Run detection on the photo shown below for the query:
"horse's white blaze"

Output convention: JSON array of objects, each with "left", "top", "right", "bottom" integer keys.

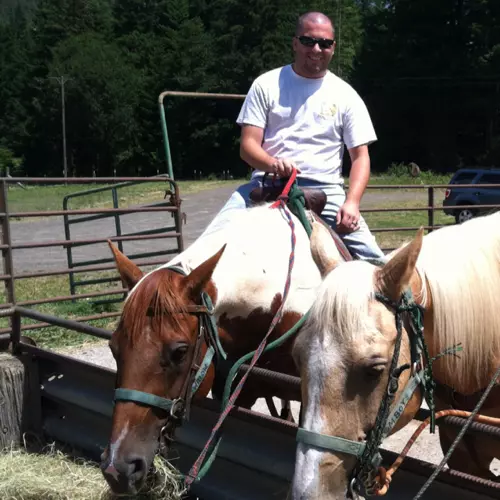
[
  {"left": 293, "top": 335, "right": 342, "bottom": 499},
  {"left": 109, "top": 422, "right": 129, "bottom": 465}
]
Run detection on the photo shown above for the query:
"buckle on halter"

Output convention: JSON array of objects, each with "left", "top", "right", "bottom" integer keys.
[
  {"left": 347, "top": 477, "right": 361, "bottom": 499},
  {"left": 170, "top": 398, "right": 185, "bottom": 420},
  {"left": 411, "top": 354, "right": 423, "bottom": 376}
]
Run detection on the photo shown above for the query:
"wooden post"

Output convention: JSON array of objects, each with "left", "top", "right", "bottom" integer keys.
[{"left": 0, "top": 352, "right": 26, "bottom": 449}]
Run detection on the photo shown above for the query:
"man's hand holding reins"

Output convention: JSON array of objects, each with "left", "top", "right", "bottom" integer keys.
[{"left": 270, "top": 158, "right": 301, "bottom": 178}]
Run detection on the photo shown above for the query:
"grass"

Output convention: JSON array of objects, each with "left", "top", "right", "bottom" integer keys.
[
  {"left": 6, "top": 178, "right": 243, "bottom": 215},
  {"left": 0, "top": 272, "right": 121, "bottom": 349},
  {"left": 0, "top": 266, "right": 160, "bottom": 350},
  {"left": 368, "top": 171, "right": 451, "bottom": 187},
  {"left": 364, "top": 199, "right": 454, "bottom": 250},
  {"left": 0, "top": 443, "right": 185, "bottom": 500}
]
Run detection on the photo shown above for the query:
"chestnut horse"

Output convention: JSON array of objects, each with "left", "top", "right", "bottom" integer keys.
[
  {"left": 291, "top": 212, "right": 500, "bottom": 499},
  {"left": 100, "top": 200, "right": 349, "bottom": 495}
]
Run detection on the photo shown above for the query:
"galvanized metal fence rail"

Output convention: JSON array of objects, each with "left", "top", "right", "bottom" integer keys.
[{"left": 0, "top": 176, "right": 184, "bottom": 339}]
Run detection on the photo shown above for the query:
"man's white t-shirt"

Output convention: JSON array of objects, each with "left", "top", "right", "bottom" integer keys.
[{"left": 236, "top": 64, "right": 377, "bottom": 184}]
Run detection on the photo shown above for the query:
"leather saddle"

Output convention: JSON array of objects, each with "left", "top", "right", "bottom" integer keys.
[{"left": 249, "top": 185, "right": 327, "bottom": 217}]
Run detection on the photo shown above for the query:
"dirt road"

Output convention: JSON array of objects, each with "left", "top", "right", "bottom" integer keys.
[{"left": 8, "top": 184, "right": 432, "bottom": 273}]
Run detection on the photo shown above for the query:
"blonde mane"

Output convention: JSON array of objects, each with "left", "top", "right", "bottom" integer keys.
[
  {"left": 305, "top": 260, "right": 378, "bottom": 345},
  {"left": 416, "top": 212, "right": 500, "bottom": 389}
]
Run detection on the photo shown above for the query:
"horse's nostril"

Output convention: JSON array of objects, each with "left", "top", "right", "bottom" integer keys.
[
  {"left": 103, "top": 463, "right": 121, "bottom": 483},
  {"left": 130, "top": 457, "right": 147, "bottom": 480}
]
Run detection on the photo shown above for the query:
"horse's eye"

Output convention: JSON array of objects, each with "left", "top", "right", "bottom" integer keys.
[
  {"left": 365, "top": 357, "right": 388, "bottom": 378},
  {"left": 366, "top": 364, "right": 385, "bottom": 376},
  {"left": 169, "top": 342, "right": 189, "bottom": 365}
]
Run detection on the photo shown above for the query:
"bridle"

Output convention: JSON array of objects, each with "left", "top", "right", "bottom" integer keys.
[
  {"left": 113, "top": 266, "right": 227, "bottom": 446},
  {"left": 296, "top": 288, "right": 437, "bottom": 497}
]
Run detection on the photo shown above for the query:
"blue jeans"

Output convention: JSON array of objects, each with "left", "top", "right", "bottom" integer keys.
[{"left": 200, "top": 178, "right": 386, "bottom": 261}]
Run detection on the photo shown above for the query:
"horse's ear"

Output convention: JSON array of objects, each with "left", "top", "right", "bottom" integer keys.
[
  {"left": 107, "top": 240, "right": 144, "bottom": 290},
  {"left": 376, "top": 227, "right": 424, "bottom": 301},
  {"left": 310, "top": 221, "right": 341, "bottom": 277},
  {"left": 184, "top": 244, "right": 226, "bottom": 298}
]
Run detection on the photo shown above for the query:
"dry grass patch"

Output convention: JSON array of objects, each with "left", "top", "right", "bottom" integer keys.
[{"left": 0, "top": 443, "right": 185, "bottom": 500}]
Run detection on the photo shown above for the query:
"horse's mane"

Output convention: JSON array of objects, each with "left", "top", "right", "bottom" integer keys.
[
  {"left": 122, "top": 268, "right": 189, "bottom": 346},
  {"left": 416, "top": 212, "right": 500, "bottom": 390},
  {"left": 303, "top": 260, "right": 378, "bottom": 347}
]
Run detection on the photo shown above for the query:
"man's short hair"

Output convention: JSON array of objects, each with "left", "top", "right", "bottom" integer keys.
[{"left": 295, "top": 12, "right": 335, "bottom": 37}]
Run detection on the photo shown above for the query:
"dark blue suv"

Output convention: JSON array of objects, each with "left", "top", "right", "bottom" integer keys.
[{"left": 443, "top": 168, "right": 500, "bottom": 223}]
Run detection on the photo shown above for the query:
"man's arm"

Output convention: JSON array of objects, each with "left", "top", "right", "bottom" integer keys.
[
  {"left": 345, "top": 144, "right": 370, "bottom": 205},
  {"left": 240, "top": 125, "right": 300, "bottom": 177},
  {"left": 240, "top": 125, "right": 275, "bottom": 172},
  {"left": 336, "top": 144, "right": 370, "bottom": 231}
]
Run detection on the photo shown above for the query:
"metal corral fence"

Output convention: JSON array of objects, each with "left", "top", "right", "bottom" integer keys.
[
  {"left": 0, "top": 175, "right": 183, "bottom": 344},
  {"left": 1, "top": 174, "right": 500, "bottom": 344}
]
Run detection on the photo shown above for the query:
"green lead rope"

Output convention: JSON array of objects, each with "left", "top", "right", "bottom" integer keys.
[{"left": 284, "top": 183, "right": 313, "bottom": 236}]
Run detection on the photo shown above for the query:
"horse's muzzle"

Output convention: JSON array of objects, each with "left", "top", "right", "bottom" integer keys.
[{"left": 100, "top": 449, "right": 148, "bottom": 495}]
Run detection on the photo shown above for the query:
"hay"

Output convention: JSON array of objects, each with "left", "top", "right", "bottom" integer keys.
[{"left": 0, "top": 443, "right": 186, "bottom": 500}]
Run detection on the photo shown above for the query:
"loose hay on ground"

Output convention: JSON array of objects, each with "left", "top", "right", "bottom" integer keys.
[{"left": 0, "top": 444, "right": 185, "bottom": 500}]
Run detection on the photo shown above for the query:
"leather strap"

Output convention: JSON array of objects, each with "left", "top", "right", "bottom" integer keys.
[{"left": 296, "top": 428, "right": 366, "bottom": 458}]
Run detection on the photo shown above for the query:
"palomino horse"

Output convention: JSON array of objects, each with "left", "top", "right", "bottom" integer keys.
[
  {"left": 100, "top": 197, "right": 349, "bottom": 495},
  {"left": 292, "top": 213, "right": 500, "bottom": 499}
]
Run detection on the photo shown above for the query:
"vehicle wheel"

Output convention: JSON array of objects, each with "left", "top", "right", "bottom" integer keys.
[{"left": 455, "top": 208, "right": 475, "bottom": 224}]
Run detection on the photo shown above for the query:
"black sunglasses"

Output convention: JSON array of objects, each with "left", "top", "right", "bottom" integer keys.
[{"left": 296, "top": 35, "right": 334, "bottom": 50}]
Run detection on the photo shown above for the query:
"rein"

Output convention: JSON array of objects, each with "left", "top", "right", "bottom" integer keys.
[{"left": 184, "top": 169, "right": 314, "bottom": 487}]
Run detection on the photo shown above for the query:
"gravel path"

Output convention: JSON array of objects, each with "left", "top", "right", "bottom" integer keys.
[{"left": 8, "top": 184, "right": 431, "bottom": 273}]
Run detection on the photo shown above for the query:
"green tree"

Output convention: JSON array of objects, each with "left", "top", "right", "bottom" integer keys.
[
  {"left": 0, "top": 7, "right": 33, "bottom": 159},
  {"left": 113, "top": 0, "right": 220, "bottom": 177},
  {"left": 353, "top": 0, "right": 500, "bottom": 171},
  {"left": 45, "top": 33, "right": 143, "bottom": 176}
]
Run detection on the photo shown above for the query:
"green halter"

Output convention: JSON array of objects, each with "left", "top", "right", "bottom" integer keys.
[
  {"left": 114, "top": 266, "right": 227, "bottom": 434},
  {"left": 296, "top": 288, "right": 436, "bottom": 496}
]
